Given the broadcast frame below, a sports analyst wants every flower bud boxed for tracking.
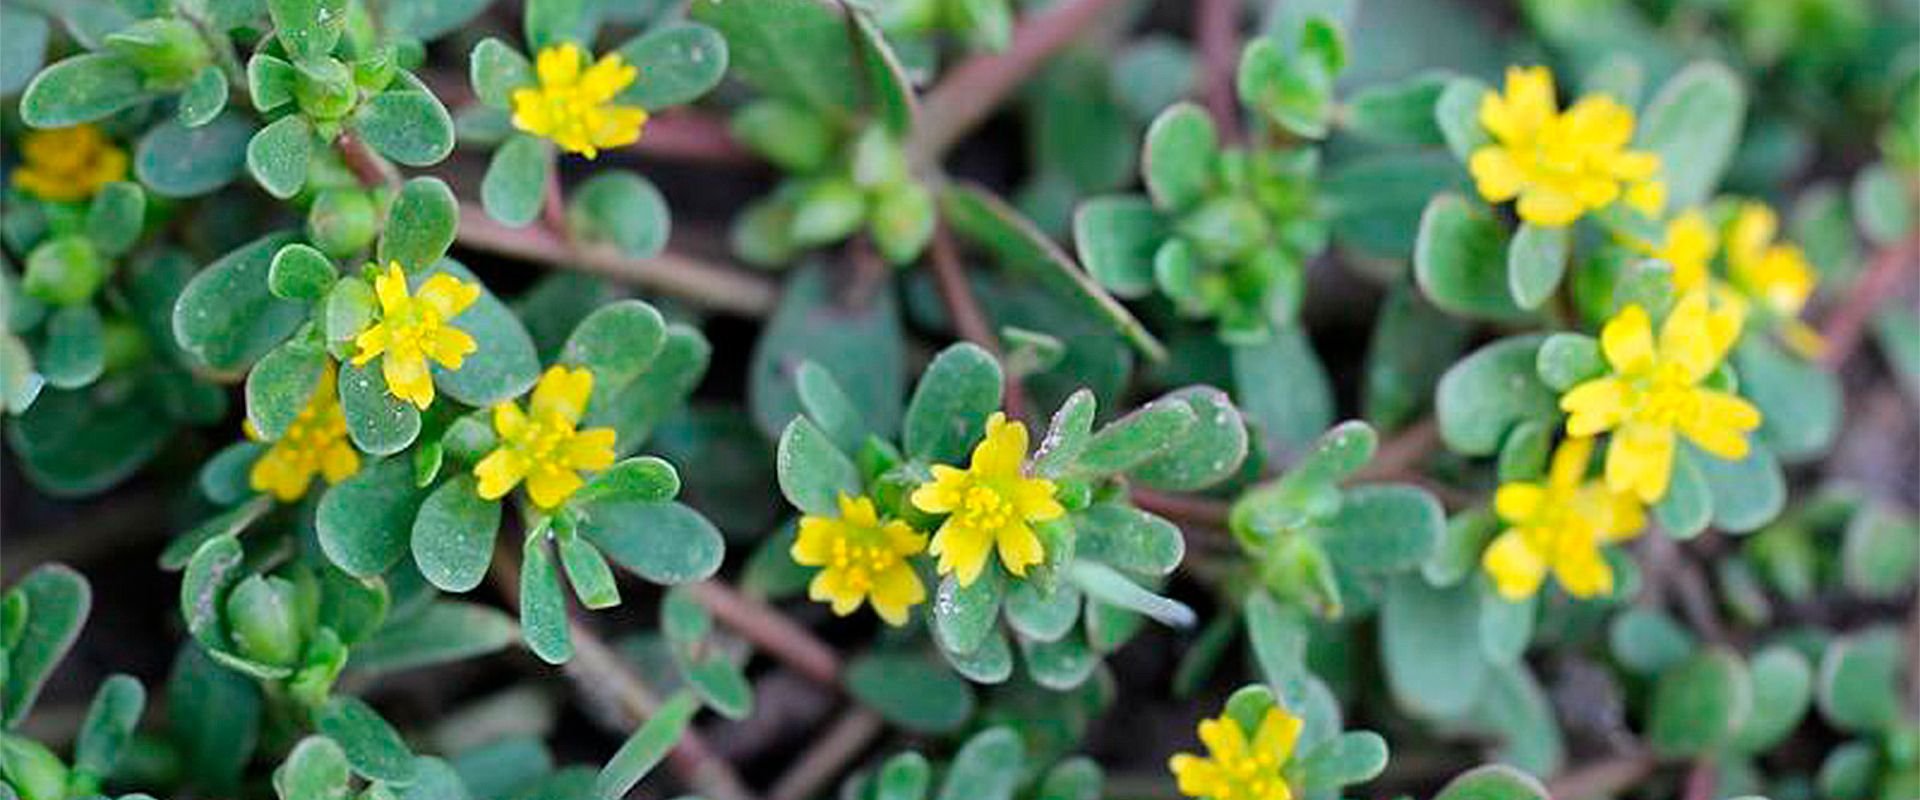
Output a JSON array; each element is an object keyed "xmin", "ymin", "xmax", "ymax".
[
  {"xmin": 307, "ymin": 189, "xmax": 379, "ymax": 258},
  {"xmin": 294, "ymin": 56, "xmax": 359, "ymax": 121},
  {"xmin": 23, "ymin": 236, "xmax": 106, "ymax": 306},
  {"xmin": 102, "ymin": 18, "xmax": 211, "ymax": 88},
  {"xmin": 1177, "ymin": 197, "xmax": 1272, "ymax": 264},
  {"xmin": 225, "ymin": 574, "xmax": 305, "ymax": 668},
  {"xmin": 0, "ymin": 734, "xmax": 70, "ymax": 800}
]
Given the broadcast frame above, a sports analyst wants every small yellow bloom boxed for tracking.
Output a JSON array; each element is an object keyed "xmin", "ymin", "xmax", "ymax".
[
  {"xmin": 247, "ymin": 364, "xmax": 360, "ymax": 501},
  {"xmin": 1483, "ymin": 436, "xmax": 1644, "ymax": 600},
  {"xmin": 791, "ymin": 494, "xmax": 929, "ymax": 625},
  {"xmin": 909, "ymin": 412, "xmax": 1065, "ymax": 586},
  {"xmin": 351, "ymin": 263, "xmax": 480, "ymax": 409},
  {"xmin": 1560, "ymin": 292, "xmax": 1762, "ymax": 502},
  {"xmin": 12, "ymin": 125, "xmax": 129, "ymax": 202},
  {"xmin": 510, "ymin": 43, "xmax": 649, "ymax": 158},
  {"xmin": 1169, "ymin": 705, "xmax": 1303, "ymax": 800},
  {"xmin": 474, "ymin": 365, "xmax": 617, "ymax": 509},
  {"xmin": 1638, "ymin": 210, "xmax": 1719, "ymax": 293},
  {"xmin": 1468, "ymin": 66, "xmax": 1664, "ymax": 227},
  {"xmin": 1725, "ymin": 202, "xmax": 1817, "ymax": 318}
]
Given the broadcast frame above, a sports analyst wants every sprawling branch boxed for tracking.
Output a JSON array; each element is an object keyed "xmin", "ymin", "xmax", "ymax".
[{"xmin": 1820, "ymin": 233, "xmax": 1920, "ymax": 369}]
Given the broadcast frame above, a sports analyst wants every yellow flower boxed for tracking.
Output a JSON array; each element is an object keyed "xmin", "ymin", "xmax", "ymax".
[
  {"xmin": 351, "ymin": 263, "xmax": 480, "ymax": 409},
  {"xmin": 1169, "ymin": 705, "xmax": 1303, "ymax": 800},
  {"xmin": 1468, "ymin": 66, "xmax": 1665, "ymax": 227},
  {"xmin": 12, "ymin": 125, "xmax": 129, "ymax": 202},
  {"xmin": 1560, "ymin": 292, "xmax": 1761, "ymax": 502},
  {"xmin": 1725, "ymin": 202, "xmax": 1817, "ymax": 318},
  {"xmin": 909, "ymin": 412, "xmax": 1065, "ymax": 586},
  {"xmin": 510, "ymin": 43, "xmax": 649, "ymax": 158},
  {"xmin": 1483, "ymin": 436, "xmax": 1644, "ymax": 600},
  {"xmin": 474, "ymin": 365, "xmax": 617, "ymax": 509},
  {"xmin": 247, "ymin": 364, "xmax": 360, "ymax": 501},
  {"xmin": 1638, "ymin": 209, "xmax": 1719, "ymax": 293},
  {"xmin": 791, "ymin": 494, "xmax": 929, "ymax": 625}
]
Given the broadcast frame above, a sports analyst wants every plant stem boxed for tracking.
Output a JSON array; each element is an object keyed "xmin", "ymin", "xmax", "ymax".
[
  {"xmin": 765, "ymin": 709, "xmax": 885, "ymax": 800},
  {"xmin": 1352, "ymin": 417, "xmax": 1439, "ymax": 482},
  {"xmin": 1196, "ymin": 0, "xmax": 1243, "ymax": 143},
  {"xmin": 1545, "ymin": 750, "xmax": 1657, "ymax": 800},
  {"xmin": 682, "ymin": 581, "xmax": 842, "ymax": 686},
  {"xmin": 540, "ymin": 168, "xmax": 569, "ymax": 237},
  {"xmin": 910, "ymin": 0, "xmax": 1133, "ymax": 166},
  {"xmin": 1820, "ymin": 233, "xmax": 1920, "ymax": 369},
  {"xmin": 635, "ymin": 110, "xmax": 762, "ymax": 166},
  {"xmin": 336, "ymin": 132, "xmax": 399, "ymax": 190},
  {"xmin": 929, "ymin": 222, "xmax": 1029, "ymax": 420},
  {"xmin": 1131, "ymin": 488, "xmax": 1231, "ymax": 529},
  {"xmin": 487, "ymin": 545, "xmax": 758, "ymax": 800},
  {"xmin": 454, "ymin": 204, "xmax": 779, "ymax": 316}
]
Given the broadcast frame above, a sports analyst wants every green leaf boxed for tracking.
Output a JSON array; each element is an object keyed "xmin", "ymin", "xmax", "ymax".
[
  {"xmin": 1648, "ymin": 648, "xmax": 1753, "ymax": 757},
  {"xmin": 523, "ymin": 0, "xmax": 597, "ymax": 51},
  {"xmin": 1288, "ymin": 731, "xmax": 1388, "ymax": 793},
  {"xmin": 1019, "ymin": 632, "xmax": 1097, "ymax": 690},
  {"xmin": 1432, "ymin": 765, "xmax": 1549, "ymax": 800},
  {"xmin": 1433, "ymin": 78, "xmax": 1491, "ymax": 163},
  {"xmin": 2, "ymin": 565, "xmax": 91, "ymax": 727},
  {"xmin": 794, "ymin": 361, "xmax": 868, "ymax": 452},
  {"xmin": 398, "ymin": 757, "xmax": 468, "ymax": 800},
  {"xmin": 316, "ymin": 697, "xmax": 417, "ymax": 784},
  {"xmin": 1127, "ymin": 387, "xmax": 1248, "ymax": 490},
  {"xmin": 749, "ymin": 263, "xmax": 904, "ymax": 439},
  {"xmin": 245, "ymin": 337, "xmax": 327, "ymax": 440},
  {"xmin": 1506, "ymin": 223, "xmax": 1568, "ymax": 310},
  {"xmin": 20, "ymin": 53, "xmax": 149, "ymax": 127},
  {"xmin": 1073, "ymin": 195, "xmax": 1167, "ymax": 297},
  {"xmin": 1035, "ymin": 757, "xmax": 1103, "ymax": 800},
  {"xmin": 385, "ymin": 0, "xmax": 493, "ymax": 40},
  {"xmin": 1817, "ymin": 627, "xmax": 1903, "ymax": 733},
  {"xmin": 567, "ymin": 172, "xmax": 670, "ymax": 259},
  {"xmin": 1065, "ymin": 561, "xmax": 1193, "ymax": 627},
  {"xmin": 558, "ymin": 535, "xmax": 619, "ymax": 609},
  {"xmin": 270, "ymin": 244, "xmax": 339, "ymax": 300},
  {"xmin": 380, "ymin": 178, "xmax": 459, "ymax": 269},
  {"xmin": 564, "ymin": 300, "xmax": 666, "ymax": 386},
  {"xmin": 0, "ymin": 7, "xmax": 48, "ymax": 96},
  {"xmin": 614, "ymin": 23, "xmax": 729, "ymax": 109},
  {"xmin": 1380, "ymin": 575, "xmax": 1486, "ymax": 718},
  {"xmin": 1729, "ymin": 646, "xmax": 1811, "ymax": 753},
  {"xmin": 903, "ymin": 343, "xmax": 1003, "ymax": 463},
  {"xmin": 1694, "ymin": 444, "xmax": 1785, "ymax": 533},
  {"xmin": 1651, "ymin": 448, "xmax": 1711, "ymax": 538},
  {"xmin": 1534, "ymin": 332, "xmax": 1604, "ymax": 391},
  {"xmin": 1004, "ymin": 581, "xmax": 1080, "ymax": 643},
  {"xmin": 688, "ymin": 0, "xmax": 864, "ymax": 121},
  {"xmin": 468, "ymin": 38, "xmax": 531, "ymax": 109},
  {"xmin": 1476, "ymin": 581, "xmax": 1533, "ymax": 664},
  {"xmin": 348, "ymin": 602, "xmax": 516, "ymax": 675},
  {"xmin": 338, "ymin": 360, "xmax": 423, "ymax": 456},
  {"xmin": 1072, "ymin": 398, "xmax": 1195, "ymax": 477},
  {"xmin": 268, "ymin": 0, "xmax": 347, "ymax": 60},
  {"xmin": 178, "ymin": 65, "xmax": 229, "ymax": 127},
  {"xmin": 1635, "ymin": 61, "xmax": 1746, "ymax": 210},
  {"xmin": 933, "ymin": 569, "xmax": 1003, "ymax": 656},
  {"xmin": 1732, "ymin": 336, "xmax": 1839, "ymax": 463},
  {"xmin": 72, "ymin": 674, "xmax": 144, "ymax": 780},
  {"xmin": 775, "ymin": 417, "xmax": 860, "ymax": 518},
  {"xmin": 354, "ymin": 90, "xmax": 456, "ymax": 167},
  {"xmin": 482, "ymin": 134, "xmax": 552, "ymax": 228},
  {"xmin": 1842, "ymin": 503, "xmax": 1920, "ymax": 598},
  {"xmin": 425, "ymin": 261, "xmax": 541, "ymax": 407},
  {"xmin": 1415, "ymin": 194, "xmax": 1527, "ymax": 322},
  {"xmin": 1142, "ymin": 103, "xmax": 1218, "ymax": 212},
  {"xmin": 845, "ymin": 652, "xmax": 975, "ymax": 733},
  {"xmin": 85, "ymin": 182, "xmax": 145, "ymax": 256},
  {"xmin": 1318, "ymin": 484, "xmax": 1443, "ymax": 573},
  {"xmin": 1343, "ymin": 71, "xmax": 1447, "ymax": 146},
  {"xmin": 173, "ymin": 232, "xmax": 306, "ymax": 374},
  {"xmin": 875, "ymin": 753, "xmax": 931, "ymax": 800},
  {"xmin": 1237, "ymin": 37, "xmax": 1335, "ymax": 138},
  {"xmin": 934, "ymin": 727, "xmax": 1023, "ymax": 800},
  {"xmin": 1232, "ymin": 329, "xmax": 1335, "ymax": 458},
  {"xmin": 317, "ymin": 457, "xmax": 429, "ymax": 578},
  {"xmin": 868, "ymin": 181, "xmax": 935, "ymax": 265},
  {"xmin": 595, "ymin": 691, "xmax": 699, "ymax": 799},
  {"xmin": 1435, "ymin": 336, "xmax": 1556, "ymax": 456},
  {"xmin": 519, "ymin": 538, "xmax": 571, "ymax": 664},
  {"xmin": 579, "ymin": 500, "xmax": 725, "ymax": 585},
  {"xmin": 575, "ymin": 457, "xmax": 680, "ymax": 505},
  {"xmin": 943, "ymin": 627, "xmax": 1013, "ymax": 684},
  {"xmin": 273, "ymin": 736, "xmax": 351, "ymax": 800},
  {"xmin": 39, "ymin": 305, "xmax": 105, "ymax": 390},
  {"xmin": 1853, "ymin": 161, "xmax": 1916, "ymax": 245},
  {"xmin": 247, "ymin": 115, "xmax": 314, "ymax": 200},
  {"xmin": 1074, "ymin": 504, "xmax": 1184, "ymax": 577},
  {"xmin": 136, "ymin": 114, "xmax": 254, "ymax": 198},
  {"xmin": 411, "ymin": 475, "xmax": 502, "ymax": 592},
  {"xmin": 1608, "ymin": 606, "xmax": 1696, "ymax": 676}
]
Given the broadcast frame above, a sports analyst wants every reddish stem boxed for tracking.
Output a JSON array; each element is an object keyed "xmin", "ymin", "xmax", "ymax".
[
  {"xmin": 929, "ymin": 223, "xmax": 1029, "ymax": 421},
  {"xmin": 634, "ymin": 110, "xmax": 761, "ymax": 166},
  {"xmin": 335, "ymin": 132, "xmax": 396, "ymax": 189},
  {"xmin": 682, "ymin": 581, "xmax": 843, "ymax": 686},
  {"xmin": 1820, "ymin": 233, "xmax": 1920, "ymax": 369},
  {"xmin": 1196, "ymin": 0, "xmax": 1243, "ymax": 142}
]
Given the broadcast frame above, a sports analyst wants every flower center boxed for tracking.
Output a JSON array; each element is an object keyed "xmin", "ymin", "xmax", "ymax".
[
  {"xmin": 1626, "ymin": 363, "xmax": 1700, "ymax": 427},
  {"xmin": 1215, "ymin": 748, "xmax": 1286, "ymax": 800},
  {"xmin": 827, "ymin": 529, "xmax": 899, "ymax": 592},
  {"xmin": 955, "ymin": 484, "xmax": 1013, "ymax": 532},
  {"xmin": 383, "ymin": 301, "xmax": 444, "ymax": 354},
  {"xmin": 509, "ymin": 412, "xmax": 578, "ymax": 466},
  {"xmin": 280, "ymin": 401, "xmax": 346, "ymax": 464}
]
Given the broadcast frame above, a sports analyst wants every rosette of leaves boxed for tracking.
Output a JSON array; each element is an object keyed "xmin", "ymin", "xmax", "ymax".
[
  {"xmin": 3, "ymin": 185, "xmax": 229, "ymax": 496},
  {"xmin": 466, "ymin": 1, "xmax": 729, "ymax": 228},
  {"xmin": 2, "ymin": 566, "xmax": 151, "ymax": 800},
  {"xmin": 1073, "ymin": 18, "xmax": 1351, "ymax": 343},
  {"xmin": 691, "ymin": 0, "xmax": 937, "ymax": 267},
  {"xmin": 315, "ymin": 296, "xmax": 719, "ymax": 666},
  {"xmin": 241, "ymin": 0, "xmax": 457, "ymax": 200},
  {"xmin": 18, "ymin": 8, "xmax": 222, "ymax": 132},
  {"xmin": 772, "ymin": 342, "xmax": 1248, "ymax": 715}
]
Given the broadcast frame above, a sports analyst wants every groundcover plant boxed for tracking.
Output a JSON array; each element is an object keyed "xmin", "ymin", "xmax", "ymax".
[{"xmin": 0, "ymin": 0, "xmax": 1916, "ymax": 799}]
